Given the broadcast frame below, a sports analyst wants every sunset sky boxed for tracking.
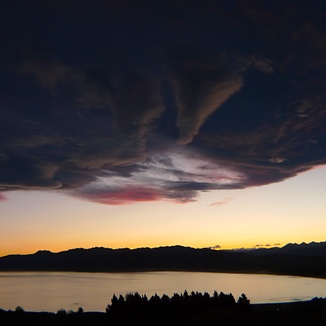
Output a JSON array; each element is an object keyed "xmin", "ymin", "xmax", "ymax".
[{"xmin": 0, "ymin": 0, "xmax": 325, "ymax": 257}]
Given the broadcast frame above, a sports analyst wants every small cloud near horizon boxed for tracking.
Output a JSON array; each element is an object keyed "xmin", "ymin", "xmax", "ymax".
[
  {"xmin": 204, "ymin": 245, "xmax": 221, "ymax": 250},
  {"xmin": 209, "ymin": 197, "xmax": 235, "ymax": 207},
  {"xmin": 255, "ymin": 243, "xmax": 281, "ymax": 248}
]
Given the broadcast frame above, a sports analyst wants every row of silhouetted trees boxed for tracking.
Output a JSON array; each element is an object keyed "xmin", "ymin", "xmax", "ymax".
[{"xmin": 106, "ymin": 290, "xmax": 250, "ymax": 322}]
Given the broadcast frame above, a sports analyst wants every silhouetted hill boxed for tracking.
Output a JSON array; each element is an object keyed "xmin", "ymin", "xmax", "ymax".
[
  {"xmin": 245, "ymin": 241, "xmax": 326, "ymax": 257},
  {"xmin": 0, "ymin": 242, "xmax": 325, "ymax": 278}
]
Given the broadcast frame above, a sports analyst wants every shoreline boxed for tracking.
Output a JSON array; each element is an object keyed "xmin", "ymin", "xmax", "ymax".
[{"xmin": 0, "ymin": 268, "xmax": 325, "ymax": 280}]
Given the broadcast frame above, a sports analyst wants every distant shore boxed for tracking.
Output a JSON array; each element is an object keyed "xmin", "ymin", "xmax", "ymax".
[
  {"xmin": 1, "ymin": 268, "xmax": 325, "ymax": 280},
  {"xmin": 1, "ymin": 244, "xmax": 326, "ymax": 280}
]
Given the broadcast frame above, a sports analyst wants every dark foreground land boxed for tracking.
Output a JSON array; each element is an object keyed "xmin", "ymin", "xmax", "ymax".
[{"xmin": 1, "ymin": 297, "xmax": 326, "ymax": 325}]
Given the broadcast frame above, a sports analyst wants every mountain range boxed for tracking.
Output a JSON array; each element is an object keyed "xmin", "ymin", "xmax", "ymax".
[{"xmin": 0, "ymin": 241, "xmax": 325, "ymax": 278}]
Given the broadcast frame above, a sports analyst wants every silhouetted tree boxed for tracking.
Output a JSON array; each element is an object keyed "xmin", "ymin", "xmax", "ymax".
[
  {"xmin": 106, "ymin": 290, "xmax": 250, "ymax": 323},
  {"xmin": 15, "ymin": 306, "xmax": 24, "ymax": 313},
  {"xmin": 56, "ymin": 308, "xmax": 66, "ymax": 315},
  {"xmin": 237, "ymin": 293, "xmax": 251, "ymax": 311},
  {"xmin": 160, "ymin": 293, "xmax": 171, "ymax": 315}
]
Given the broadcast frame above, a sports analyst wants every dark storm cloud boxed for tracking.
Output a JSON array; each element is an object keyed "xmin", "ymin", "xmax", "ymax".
[{"xmin": 0, "ymin": 0, "xmax": 325, "ymax": 204}]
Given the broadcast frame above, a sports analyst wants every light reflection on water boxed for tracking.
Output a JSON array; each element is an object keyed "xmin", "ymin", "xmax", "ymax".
[{"xmin": 0, "ymin": 271, "xmax": 325, "ymax": 312}]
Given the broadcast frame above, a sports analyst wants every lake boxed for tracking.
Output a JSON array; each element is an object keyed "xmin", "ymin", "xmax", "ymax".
[{"xmin": 0, "ymin": 271, "xmax": 325, "ymax": 312}]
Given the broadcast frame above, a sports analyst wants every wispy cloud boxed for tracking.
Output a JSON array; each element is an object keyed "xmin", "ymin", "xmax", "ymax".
[
  {"xmin": 171, "ymin": 62, "xmax": 243, "ymax": 145},
  {"xmin": 255, "ymin": 243, "xmax": 280, "ymax": 248},
  {"xmin": 209, "ymin": 197, "xmax": 235, "ymax": 207}
]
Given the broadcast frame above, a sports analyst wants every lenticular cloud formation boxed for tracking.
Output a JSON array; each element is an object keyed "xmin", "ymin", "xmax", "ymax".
[
  {"xmin": 73, "ymin": 150, "xmax": 246, "ymax": 205},
  {"xmin": 0, "ymin": 0, "xmax": 325, "ymax": 205}
]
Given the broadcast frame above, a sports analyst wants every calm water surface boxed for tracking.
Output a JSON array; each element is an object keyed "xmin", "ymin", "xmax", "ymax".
[{"xmin": 0, "ymin": 271, "xmax": 325, "ymax": 312}]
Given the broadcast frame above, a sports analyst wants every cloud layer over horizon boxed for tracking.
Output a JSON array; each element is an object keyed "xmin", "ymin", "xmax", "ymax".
[{"xmin": 0, "ymin": 0, "xmax": 325, "ymax": 205}]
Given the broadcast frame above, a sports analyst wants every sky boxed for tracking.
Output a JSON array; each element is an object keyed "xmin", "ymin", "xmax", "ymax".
[{"xmin": 0, "ymin": 0, "xmax": 325, "ymax": 256}]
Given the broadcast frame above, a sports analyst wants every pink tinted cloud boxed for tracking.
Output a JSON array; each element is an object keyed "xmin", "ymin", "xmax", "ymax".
[
  {"xmin": 209, "ymin": 197, "xmax": 234, "ymax": 207},
  {"xmin": 0, "ymin": 193, "xmax": 6, "ymax": 202},
  {"xmin": 83, "ymin": 186, "xmax": 164, "ymax": 205},
  {"xmin": 71, "ymin": 150, "xmax": 245, "ymax": 205},
  {"xmin": 76, "ymin": 186, "xmax": 197, "ymax": 206}
]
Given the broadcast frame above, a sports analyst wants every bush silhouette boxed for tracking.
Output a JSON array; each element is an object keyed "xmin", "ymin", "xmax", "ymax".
[{"xmin": 15, "ymin": 306, "xmax": 25, "ymax": 313}]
